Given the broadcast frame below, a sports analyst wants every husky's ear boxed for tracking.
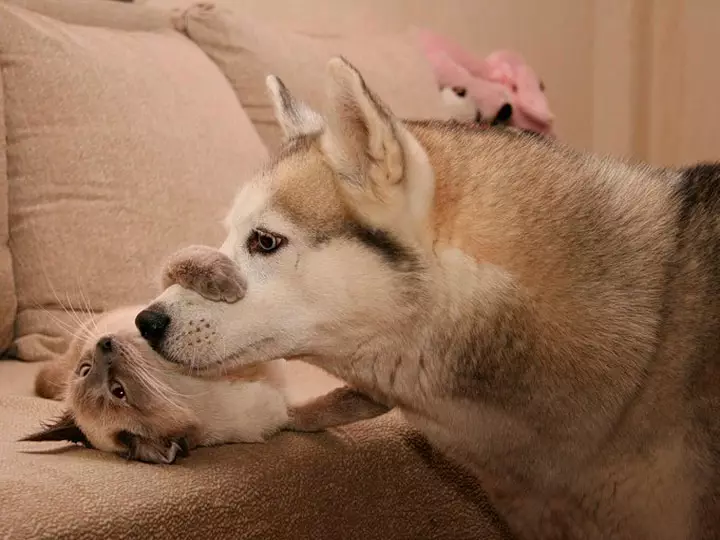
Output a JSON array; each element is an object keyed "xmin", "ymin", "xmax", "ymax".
[
  {"xmin": 266, "ymin": 75, "xmax": 323, "ymax": 140},
  {"xmin": 321, "ymin": 56, "xmax": 402, "ymax": 184},
  {"xmin": 321, "ymin": 57, "xmax": 435, "ymax": 230},
  {"xmin": 20, "ymin": 411, "xmax": 92, "ymax": 448},
  {"xmin": 117, "ymin": 431, "xmax": 189, "ymax": 465}
]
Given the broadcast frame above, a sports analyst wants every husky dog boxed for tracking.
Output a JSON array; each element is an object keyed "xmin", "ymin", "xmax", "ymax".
[
  {"xmin": 136, "ymin": 57, "xmax": 720, "ymax": 538},
  {"xmin": 22, "ymin": 305, "xmax": 290, "ymax": 464}
]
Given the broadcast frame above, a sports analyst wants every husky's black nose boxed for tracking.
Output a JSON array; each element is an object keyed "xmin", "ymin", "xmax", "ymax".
[{"xmin": 135, "ymin": 309, "xmax": 170, "ymax": 348}]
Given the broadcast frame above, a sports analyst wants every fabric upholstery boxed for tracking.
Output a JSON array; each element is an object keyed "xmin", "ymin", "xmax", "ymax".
[
  {"xmin": 0, "ymin": 3, "xmax": 268, "ymax": 361},
  {"xmin": 0, "ymin": 67, "xmax": 16, "ymax": 354},
  {"xmin": 5, "ymin": 0, "xmax": 172, "ymax": 30},
  {"xmin": 140, "ymin": 0, "xmax": 595, "ymax": 152},
  {"xmin": 173, "ymin": 3, "xmax": 448, "ymax": 150},
  {"xmin": 0, "ymin": 360, "xmax": 512, "ymax": 540}
]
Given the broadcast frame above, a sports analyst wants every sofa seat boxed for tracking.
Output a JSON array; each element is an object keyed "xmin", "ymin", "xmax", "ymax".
[{"xmin": 0, "ymin": 360, "xmax": 511, "ymax": 539}]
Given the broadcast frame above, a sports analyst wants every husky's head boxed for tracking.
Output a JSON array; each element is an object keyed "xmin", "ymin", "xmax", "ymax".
[{"xmin": 136, "ymin": 57, "xmax": 438, "ymax": 371}]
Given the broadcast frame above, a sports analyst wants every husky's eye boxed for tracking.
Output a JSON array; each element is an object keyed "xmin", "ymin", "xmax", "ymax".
[
  {"xmin": 110, "ymin": 381, "xmax": 126, "ymax": 400},
  {"xmin": 78, "ymin": 363, "xmax": 92, "ymax": 377},
  {"xmin": 247, "ymin": 229, "xmax": 285, "ymax": 255}
]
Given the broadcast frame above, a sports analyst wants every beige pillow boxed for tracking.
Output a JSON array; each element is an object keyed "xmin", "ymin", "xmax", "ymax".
[
  {"xmin": 6, "ymin": 0, "xmax": 173, "ymax": 30},
  {"xmin": 173, "ymin": 3, "xmax": 448, "ymax": 151},
  {"xmin": 0, "ymin": 73, "xmax": 16, "ymax": 354},
  {"xmin": 0, "ymin": 4, "xmax": 268, "ymax": 361}
]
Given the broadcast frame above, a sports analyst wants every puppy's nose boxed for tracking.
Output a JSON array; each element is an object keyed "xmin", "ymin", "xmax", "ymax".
[
  {"xmin": 96, "ymin": 336, "xmax": 113, "ymax": 353},
  {"xmin": 94, "ymin": 336, "xmax": 115, "ymax": 376},
  {"xmin": 135, "ymin": 309, "xmax": 170, "ymax": 347}
]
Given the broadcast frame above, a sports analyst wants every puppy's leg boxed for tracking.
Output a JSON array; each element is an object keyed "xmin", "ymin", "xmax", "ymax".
[
  {"xmin": 287, "ymin": 387, "xmax": 391, "ymax": 432},
  {"xmin": 35, "ymin": 359, "xmax": 70, "ymax": 400},
  {"xmin": 162, "ymin": 245, "xmax": 245, "ymax": 303},
  {"xmin": 34, "ymin": 337, "xmax": 83, "ymax": 400}
]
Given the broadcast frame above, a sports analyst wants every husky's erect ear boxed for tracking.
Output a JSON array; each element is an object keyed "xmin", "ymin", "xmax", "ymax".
[
  {"xmin": 117, "ymin": 431, "xmax": 189, "ymax": 465},
  {"xmin": 266, "ymin": 75, "xmax": 323, "ymax": 140},
  {"xmin": 321, "ymin": 57, "xmax": 435, "ymax": 232},
  {"xmin": 20, "ymin": 411, "xmax": 92, "ymax": 448},
  {"xmin": 321, "ymin": 56, "xmax": 402, "ymax": 184}
]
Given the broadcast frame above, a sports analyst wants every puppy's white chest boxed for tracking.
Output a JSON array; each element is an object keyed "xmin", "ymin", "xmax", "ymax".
[{"xmin": 191, "ymin": 378, "xmax": 289, "ymax": 446}]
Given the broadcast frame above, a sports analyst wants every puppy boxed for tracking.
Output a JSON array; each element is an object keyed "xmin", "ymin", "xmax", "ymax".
[{"xmin": 23, "ymin": 305, "xmax": 289, "ymax": 464}]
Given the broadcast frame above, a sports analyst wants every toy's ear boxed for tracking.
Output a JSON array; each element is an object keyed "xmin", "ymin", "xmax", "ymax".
[
  {"xmin": 491, "ymin": 103, "xmax": 513, "ymax": 126},
  {"xmin": 416, "ymin": 28, "xmax": 492, "ymax": 79},
  {"xmin": 423, "ymin": 48, "xmax": 473, "ymax": 90},
  {"xmin": 20, "ymin": 411, "xmax": 92, "ymax": 448},
  {"xmin": 266, "ymin": 75, "xmax": 323, "ymax": 140},
  {"xmin": 117, "ymin": 431, "xmax": 189, "ymax": 465}
]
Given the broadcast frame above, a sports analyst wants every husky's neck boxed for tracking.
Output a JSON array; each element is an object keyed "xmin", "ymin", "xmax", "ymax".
[{"xmin": 305, "ymin": 248, "xmax": 510, "ymax": 414}]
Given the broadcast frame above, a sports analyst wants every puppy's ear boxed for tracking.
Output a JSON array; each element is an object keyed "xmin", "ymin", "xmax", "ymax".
[
  {"xmin": 117, "ymin": 431, "xmax": 189, "ymax": 465},
  {"xmin": 20, "ymin": 411, "xmax": 92, "ymax": 448},
  {"xmin": 266, "ymin": 75, "xmax": 323, "ymax": 140}
]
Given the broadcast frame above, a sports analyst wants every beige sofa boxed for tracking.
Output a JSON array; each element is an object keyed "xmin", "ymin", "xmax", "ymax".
[{"xmin": 0, "ymin": 0, "xmax": 588, "ymax": 537}]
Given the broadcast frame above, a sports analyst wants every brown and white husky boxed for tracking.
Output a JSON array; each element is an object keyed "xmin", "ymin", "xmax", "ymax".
[{"xmin": 131, "ymin": 57, "xmax": 720, "ymax": 538}]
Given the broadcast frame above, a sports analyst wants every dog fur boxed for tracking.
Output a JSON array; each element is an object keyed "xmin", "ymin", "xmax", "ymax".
[{"xmin": 137, "ymin": 57, "xmax": 720, "ymax": 538}]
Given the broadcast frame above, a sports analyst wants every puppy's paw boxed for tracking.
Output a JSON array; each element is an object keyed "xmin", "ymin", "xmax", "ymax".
[
  {"xmin": 162, "ymin": 245, "xmax": 245, "ymax": 303},
  {"xmin": 118, "ymin": 432, "xmax": 191, "ymax": 465}
]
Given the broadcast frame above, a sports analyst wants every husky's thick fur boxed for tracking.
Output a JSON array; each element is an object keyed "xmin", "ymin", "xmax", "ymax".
[
  {"xmin": 23, "ymin": 306, "xmax": 289, "ymax": 464},
  {"xmin": 137, "ymin": 57, "xmax": 720, "ymax": 538}
]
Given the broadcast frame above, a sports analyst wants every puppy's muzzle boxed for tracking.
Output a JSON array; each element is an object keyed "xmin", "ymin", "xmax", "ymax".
[{"xmin": 135, "ymin": 309, "xmax": 171, "ymax": 349}]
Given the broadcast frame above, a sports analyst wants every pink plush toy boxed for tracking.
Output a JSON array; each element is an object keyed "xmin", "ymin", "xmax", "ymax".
[{"xmin": 417, "ymin": 29, "xmax": 555, "ymax": 137}]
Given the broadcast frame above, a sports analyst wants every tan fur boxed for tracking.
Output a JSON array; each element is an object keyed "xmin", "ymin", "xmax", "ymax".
[
  {"xmin": 35, "ymin": 346, "xmax": 76, "ymax": 400},
  {"xmin": 287, "ymin": 387, "xmax": 390, "ymax": 432},
  {"xmin": 27, "ymin": 306, "xmax": 289, "ymax": 463},
  {"xmin": 162, "ymin": 244, "xmax": 245, "ymax": 303},
  {"xmin": 142, "ymin": 58, "xmax": 720, "ymax": 537}
]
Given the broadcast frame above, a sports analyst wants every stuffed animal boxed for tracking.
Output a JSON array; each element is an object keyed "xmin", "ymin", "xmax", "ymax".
[
  {"xmin": 417, "ymin": 29, "xmax": 555, "ymax": 136},
  {"xmin": 424, "ymin": 45, "xmax": 514, "ymax": 126}
]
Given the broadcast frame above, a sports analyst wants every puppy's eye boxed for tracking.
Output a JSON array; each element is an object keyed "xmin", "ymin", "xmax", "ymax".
[
  {"xmin": 539, "ymin": 80, "xmax": 546, "ymax": 92},
  {"xmin": 247, "ymin": 229, "xmax": 285, "ymax": 255},
  {"xmin": 78, "ymin": 363, "xmax": 92, "ymax": 377},
  {"xmin": 110, "ymin": 381, "xmax": 126, "ymax": 400}
]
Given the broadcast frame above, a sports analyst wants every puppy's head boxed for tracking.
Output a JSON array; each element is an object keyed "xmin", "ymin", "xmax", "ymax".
[
  {"xmin": 23, "ymin": 306, "xmax": 196, "ymax": 465},
  {"xmin": 138, "ymin": 57, "xmax": 438, "ymax": 373}
]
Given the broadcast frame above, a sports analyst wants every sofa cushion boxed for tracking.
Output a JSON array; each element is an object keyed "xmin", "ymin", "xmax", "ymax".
[
  {"xmin": 0, "ymin": 3, "xmax": 268, "ymax": 361},
  {"xmin": 0, "ymin": 70, "xmax": 16, "ymax": 354},
  {"xmin": 1, "ymin": 359, "xmax": 511, "ymax": 540},
  {"xmin": 6, "ymin": 0, "xmax": 173, "ymax": 30},
  {"xmin": 173, "ymin": 3, "xmax": 448, "ymax": 151}
]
